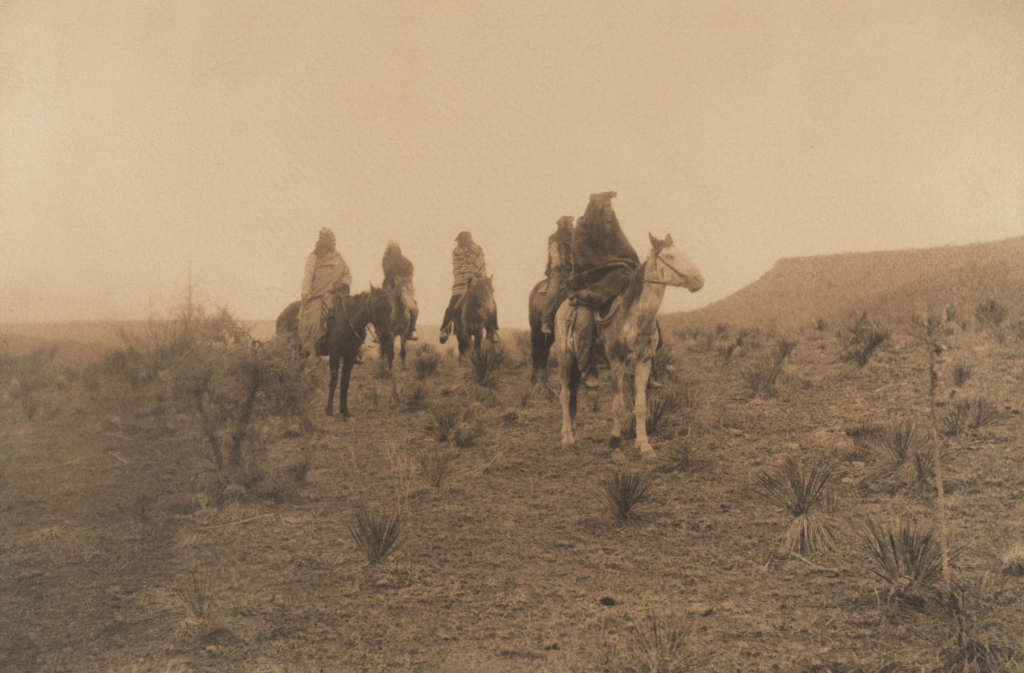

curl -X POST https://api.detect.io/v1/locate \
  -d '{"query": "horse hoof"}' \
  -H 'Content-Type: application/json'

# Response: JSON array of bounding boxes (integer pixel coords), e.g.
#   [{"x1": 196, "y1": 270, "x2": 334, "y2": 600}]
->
[
  {"x1": 560, "y1": 440, "x2": 575, "y2": 452},
  {"x1": 324, "y1": 408, "x2": 333, "y2": 416},
  {"x1": 610, "y1": 449, "x2": 626, "y2": 463},
  {"x1": 609, "y1": 435, "x2": 622, "y2": 449},
  {"x1": 639, "y1": 444, "x2": 657, "y2": 461}
]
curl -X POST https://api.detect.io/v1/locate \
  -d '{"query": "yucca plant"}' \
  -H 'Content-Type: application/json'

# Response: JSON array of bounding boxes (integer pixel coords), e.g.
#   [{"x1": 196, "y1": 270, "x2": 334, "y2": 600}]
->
[
  {"x1": 838, "y1": 313, "x2": 890, "y2": 367},
  {"x1": 625, "y1": 390, "x2": 683, "y2": 438},
  {"x1": 875, "y1": 420, "x2": 924, "y2": 468},
  {"x1": 861, "y1": 517, "x2": 964, "y2": 606},
  {"x1": 463, "y1": 345, "x2": 507, "y2": 389},
  {"x1": 950, "y1": 360, "x2": 974, "y2": 388},
  {"x1": 423, "y1": 405, "x2": 483, "y2": 447},
  {"x1": 756, "y1": 453, "x2": 839, "y2": 553},
  {"x1": 935, "y1": 587, "x2": 1024, "y2": 672},
  {"x1": 943, "y1": 397, "x2": 1000, "y2": 437},
  {"x1": 741, "y1": 337, "x2": 798, "y2": 399},
  {"x1": 392, "y1": 381, "x2": 429, "y2": 413},
  {"x1": 626, "y1": 611, "x2": 709, "y2": 673},
  {"x1": 348, "y1": 507, "x2": 403, "y2": 565},
  {"x1": 412, "y1": 345, "x2": 442, "y2": 380},
  {"x1": 594, "y1": 469, "x2": 657, "y2": 523},
  {"x1": 416, "y1": 448, "x2": 459, "y2": 489}
]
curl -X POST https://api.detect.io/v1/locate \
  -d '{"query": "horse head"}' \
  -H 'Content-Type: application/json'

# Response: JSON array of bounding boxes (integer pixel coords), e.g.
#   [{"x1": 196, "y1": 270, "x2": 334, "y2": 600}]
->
[{"x1": 648, "y1": 232, "x2": 704, "y2": 293}]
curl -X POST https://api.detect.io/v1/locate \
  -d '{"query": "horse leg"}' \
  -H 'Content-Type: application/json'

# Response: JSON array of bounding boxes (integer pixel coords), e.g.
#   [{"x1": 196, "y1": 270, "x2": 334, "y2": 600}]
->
[
  {"x1": 608, "y1": 360, "x2": 628, "y2": 461},
  {"x1": 325, "y1": 354, "x2": 340, "y2": 416},
  {"x1": 632, "y1": 358, "x2": 656, "y2": 459},
  {"x1": 338, "y1": 357, "x2": 355, "y2": 419},
  {"x1": 399, "y1": 335, "x2": 407, "y2": 365},
  {"x1": 530, "y1": 323, "x2": 555, "y2": 387},
  {"x1": 559, "y1": 352, "x2": 580, "y2": 450}
]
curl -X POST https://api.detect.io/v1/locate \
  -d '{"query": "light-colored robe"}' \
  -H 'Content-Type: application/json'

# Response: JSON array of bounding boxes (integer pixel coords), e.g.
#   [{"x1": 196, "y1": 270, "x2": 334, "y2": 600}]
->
[{"x1": 298, "y1": 251, "x2": 352, "y2": 354}]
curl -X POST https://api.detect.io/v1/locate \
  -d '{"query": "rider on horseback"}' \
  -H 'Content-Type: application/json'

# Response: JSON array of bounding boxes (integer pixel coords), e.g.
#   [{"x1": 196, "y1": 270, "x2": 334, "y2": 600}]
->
[
  {"x1": 540, "y1": 216, "x2": 574, "y2": 337},
  {"x1": 299, "y1": 227, "x2": 360, "y2": 363},
  {"x1": 439, "y1": 231, "x2": 499, "y2": 344},
  {"x1": 563, "y1": 192, "x2": 639, "y2": 388},
  {"x1": 382, "y1": 241, "x2": 419, "y2": 342}
]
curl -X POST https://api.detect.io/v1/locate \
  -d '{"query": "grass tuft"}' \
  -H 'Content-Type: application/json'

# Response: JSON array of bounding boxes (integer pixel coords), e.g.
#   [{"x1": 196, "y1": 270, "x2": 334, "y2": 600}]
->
[
  {"x1": 463, "y1": 346, "x2": 507, "y2": 389},
  {"x1": 950, "y1": 360, "x2": 975, "y2": 388},
  {"x1": 875, "y1": 421, "x2": 925, "y2": 468},
  {"x1": 347, "y1": 507, "x2": 403, "y2": 565},
  {"x1": 741, "y1": 337, "x2": 798, "y2": 399},
  {"x1": 423, "y1": 405, "x2": 484, "y2": 447},
  {"x1": 1001, "y1": 543, "x2": 1024, "y2": 576},
  {"x1": 415, "y1": 448, "x2": 459, "y2": 489},
  {"x1": 594, "y1": 469, "x2": 657, "y2": 523},
  {"x1": 942, "y1": 397, "x2": 999, "y2": 437},
  {"x1": 625, "y1": 611, "x2": 709, "y2": 673}
]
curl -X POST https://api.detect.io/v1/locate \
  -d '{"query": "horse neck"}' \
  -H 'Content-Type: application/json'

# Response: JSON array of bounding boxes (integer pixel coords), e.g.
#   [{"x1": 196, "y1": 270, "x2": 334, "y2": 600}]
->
[
  {"x1": 622, "y1": 257, "x2": 666, "y2": 325},
  {"x1": 343, "y1": 295, "x2": 371, "y2": 332}
]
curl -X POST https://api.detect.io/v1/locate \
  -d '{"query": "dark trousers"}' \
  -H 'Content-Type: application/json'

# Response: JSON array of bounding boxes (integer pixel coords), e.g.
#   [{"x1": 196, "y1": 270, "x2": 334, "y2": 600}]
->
[{"x1": 442, "y1": 294, "x2": 498, "y2": 333}]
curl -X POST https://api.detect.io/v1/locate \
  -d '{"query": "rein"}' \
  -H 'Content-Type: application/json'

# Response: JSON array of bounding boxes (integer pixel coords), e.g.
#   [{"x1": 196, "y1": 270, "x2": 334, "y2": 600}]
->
[
  {"x1": 339, "y1": 294, "x2": 379, "y2": 348},
  {"x1": 643, "y1": 247, "x2": 691, "y2": 285}
]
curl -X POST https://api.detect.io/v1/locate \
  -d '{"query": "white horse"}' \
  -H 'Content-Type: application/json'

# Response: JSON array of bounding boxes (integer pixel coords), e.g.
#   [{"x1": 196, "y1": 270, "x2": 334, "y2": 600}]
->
[{"x1": 555, "y1": 233, "x2": 703, "y2": 460}]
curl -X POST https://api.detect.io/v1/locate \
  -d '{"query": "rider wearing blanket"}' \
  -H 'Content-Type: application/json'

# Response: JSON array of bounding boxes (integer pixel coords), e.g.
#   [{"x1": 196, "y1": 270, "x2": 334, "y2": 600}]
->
[
  {"x1": 439, "y1": 231, "x2": 500, "y2": 344},
  {"x1": 382, "y1": 241, "x2": 419, "y2": 342},
  {"x1": 299, "y1": 227, "x2": 353, "y2": 360},
  {"x1": 563, "y1": 192, "x2": 640, "y2": 388}
]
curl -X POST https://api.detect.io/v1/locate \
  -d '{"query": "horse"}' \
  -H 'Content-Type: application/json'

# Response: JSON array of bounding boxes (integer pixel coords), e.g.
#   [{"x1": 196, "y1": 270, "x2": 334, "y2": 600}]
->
[
  {"x1": 555, "y1": 233, "x2": 703, "y2": 460},
  {"x1": 275, "y1": 288, "x2": 392, "y2": 417},
  {"x1": 452, "y1": 275, "x2": 497, "y2": 356},
  {"x1": 527, "y1": 279, "x2": 557, "y2": 387},
  {"x1": 379, "y1": 279, "x2": 418, "y2": 369},
  {"x1": 324, "y1": 286, "x2": 392, "y2": 417}
]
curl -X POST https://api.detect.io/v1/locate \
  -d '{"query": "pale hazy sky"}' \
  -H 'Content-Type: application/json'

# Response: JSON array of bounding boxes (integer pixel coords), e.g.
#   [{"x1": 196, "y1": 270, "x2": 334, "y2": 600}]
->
[{"x1": 2, "y1": 0, "x2": 1022, "y2": 328}]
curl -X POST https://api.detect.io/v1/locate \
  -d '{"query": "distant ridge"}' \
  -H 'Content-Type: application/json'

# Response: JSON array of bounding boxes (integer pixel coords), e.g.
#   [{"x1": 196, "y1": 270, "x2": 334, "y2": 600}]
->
[{"x1": 663, "y1": 236, "x2": 1024, "y2": 333}]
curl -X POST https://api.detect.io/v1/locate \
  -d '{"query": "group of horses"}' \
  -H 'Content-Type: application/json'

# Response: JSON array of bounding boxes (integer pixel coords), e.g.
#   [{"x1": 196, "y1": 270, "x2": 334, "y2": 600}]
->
[{"x1": 276, "y1": 233, "x2": 703, "y2": 460}]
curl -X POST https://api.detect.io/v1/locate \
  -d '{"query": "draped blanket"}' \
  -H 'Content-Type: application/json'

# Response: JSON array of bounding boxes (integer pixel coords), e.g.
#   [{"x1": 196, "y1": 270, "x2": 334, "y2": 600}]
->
[{"x1": 564, "y1": 192, "x2": 639, "y2": 307}]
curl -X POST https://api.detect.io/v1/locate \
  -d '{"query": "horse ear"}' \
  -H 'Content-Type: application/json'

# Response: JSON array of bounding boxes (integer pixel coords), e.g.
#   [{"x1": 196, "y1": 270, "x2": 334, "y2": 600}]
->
[
  {"x1": 664, "y1": 233, "x2": 674, "y2": 246},
  {"x1": 649, "y1": 232, "x2": 664, "y2": 249}
]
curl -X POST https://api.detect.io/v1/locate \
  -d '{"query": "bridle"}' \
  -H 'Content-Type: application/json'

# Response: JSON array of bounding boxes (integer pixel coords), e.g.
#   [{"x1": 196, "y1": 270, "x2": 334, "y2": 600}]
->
[
  {"x1": 339, "y1": 293, "x2": 382, "y2": 347},
  {"x1": 643, "y1": 246, "x2": 692, "y2": 286}
]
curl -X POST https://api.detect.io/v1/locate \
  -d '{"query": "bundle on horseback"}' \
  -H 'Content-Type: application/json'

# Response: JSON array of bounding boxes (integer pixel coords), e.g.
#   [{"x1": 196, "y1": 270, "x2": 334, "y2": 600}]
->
[
  {"x1": 379, "y1": 241, "x2": 420, "y2": 368},
  {"x1": 551, "y1": 192, "x2": 704, "y2": 460},
  {"x1": 439, "y1": 231, "x2": 499, "y2": 355}
]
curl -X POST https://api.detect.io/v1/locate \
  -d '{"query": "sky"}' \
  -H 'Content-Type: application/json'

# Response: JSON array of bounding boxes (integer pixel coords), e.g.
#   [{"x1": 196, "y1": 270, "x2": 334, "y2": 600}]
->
[{"x1": 2, "y1": 0, "x2": 1022, "y2": 329}]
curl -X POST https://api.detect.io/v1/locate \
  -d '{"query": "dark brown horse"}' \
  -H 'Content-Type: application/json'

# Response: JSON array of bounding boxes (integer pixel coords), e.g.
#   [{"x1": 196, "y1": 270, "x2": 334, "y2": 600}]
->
[
  {"x1": 276, "y1": 287, "x2": 392, "y2": 417},
  {"x1": 527, "y1": 279, "x2": 558, "y2": 386},
  {"x1": 453, "y1": 275, "x2": 496, "y2": 356}
]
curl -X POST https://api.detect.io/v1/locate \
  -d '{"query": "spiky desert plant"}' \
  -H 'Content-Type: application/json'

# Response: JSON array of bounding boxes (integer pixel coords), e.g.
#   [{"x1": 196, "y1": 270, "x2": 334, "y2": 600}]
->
[
  {"x1": 651, "y1": 343, "x2": 678, "y2": 383},
  {"x1": 844, "y1": 422, "x2": 884, "y2": 457},
  {"x1": 416, "y1": 448, "x2": 459, "y2": 489},
  {"x1": 392, "y1": 381, "x2": 429, "y2": 413},
  {"x1": 626, "y1": 390, "x2": 683, "y2": 437},
  {"x1": 974, "y1": 299, "x2": 1007, "y2": 329},
  {"x1": 594, "y1": 469, "x2": 657, "y2": 523},
  {"x1": 814, "y1": 317, "x2": 828, "y2": 331},
  {"x1": 943, "y1": 397, "x2": 1000, "y2": 437},
  {"x1": 422, "y1": 404, "x2": 483, "y2": 447},
  {"x1": 463, "y1": 345, "x2": 507, "y2": 389},
  {"x1": 412, "y1": 344, "x2": 442, "y2": 380},
  {"x1": 861, "y1": 517, "x2": 964, "y2": 606},
  {"x1": 935, "y1": 587, "x2": 1024, "y2": 672},
  {"x1": 756, "y1": 453, "x2": 839, "y2": 553},
  {"x1": 950, "y1": 360, "x2": 974, "y2": 388},
  {"x1": 741, "y1": 337, "x2": 798, "y2": 399},
  {"x1": 838, "y1": 313, "x2": 890, "y2": 367},
  {"x1": 626, "y1": 611, "x2": 709, "y2": 673},
  {"x1": 347, "y1": 507, "x2": 403, "y2": 565},
  {"x1": 1001, "y1": 543, "x2": 1024, "y2": 576},
  {"x1": 716, "y1": 342, "x2": 739, "y2": 367},
  {"x1": 875, "y1": 420, "x2": 924, "y2": 468}
]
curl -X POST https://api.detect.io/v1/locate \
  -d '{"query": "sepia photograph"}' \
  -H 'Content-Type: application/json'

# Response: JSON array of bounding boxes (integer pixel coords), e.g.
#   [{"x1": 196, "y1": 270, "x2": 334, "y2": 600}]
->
[{"x1": 1, "y1": 1, "x2": 1022, "y2": 671}]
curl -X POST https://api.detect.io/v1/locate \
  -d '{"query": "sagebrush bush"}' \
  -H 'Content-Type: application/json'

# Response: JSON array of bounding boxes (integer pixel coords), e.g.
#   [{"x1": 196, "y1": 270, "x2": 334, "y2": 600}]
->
[{"x1": 412, "y1": 345, "x2": 442, "y2": 380}]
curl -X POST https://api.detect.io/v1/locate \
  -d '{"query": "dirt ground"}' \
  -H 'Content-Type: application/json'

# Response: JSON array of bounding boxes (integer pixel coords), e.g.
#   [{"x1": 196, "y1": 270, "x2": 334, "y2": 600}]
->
[{"x1": 1, "y1": 322, "x2": 1023, "y2": 672}]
